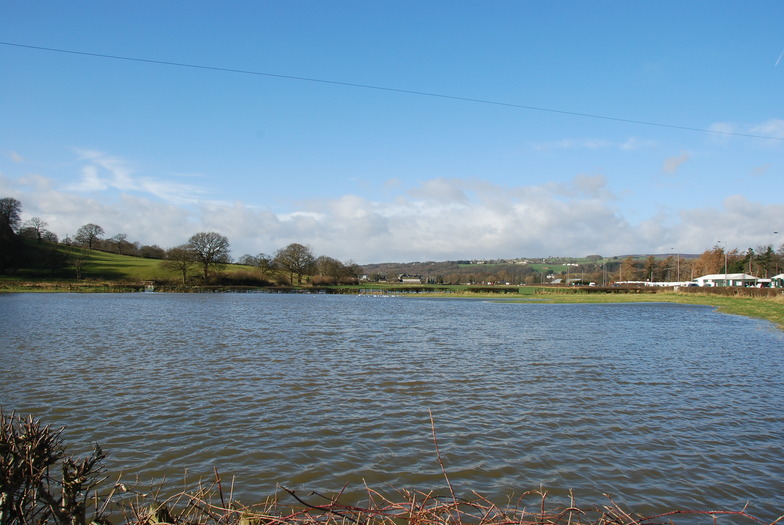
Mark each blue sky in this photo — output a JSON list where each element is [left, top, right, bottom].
[[2, 2, 783, 263]]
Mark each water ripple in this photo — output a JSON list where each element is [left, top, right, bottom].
[[1, 294, 782, 520]]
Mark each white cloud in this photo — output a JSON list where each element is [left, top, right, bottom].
[[708, 119, 784, 146], [5, 149, 783, 264], [68, 165, 109, 192], [620, 137, 658, 151], [5, 151, 24, 163], [67, 150, 210, 204], [530, 138, 613, 151], [662, 151, 690, 174], [408, 177, 469, 202], [529, 137, 656, 152], [673, 196, 784, 252], [566, 174, 615, 200], [750, 119, 784, 144]]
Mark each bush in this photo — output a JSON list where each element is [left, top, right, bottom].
[[214, 271, 272, 287], [0, 411, 107, 525]]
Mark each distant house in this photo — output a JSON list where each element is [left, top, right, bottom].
[[771, 274, 784, 288], [692, 273, 759, 287], [398, 274, 423, 284]]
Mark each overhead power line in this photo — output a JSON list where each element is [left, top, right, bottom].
[[2, 40, 782, 142]]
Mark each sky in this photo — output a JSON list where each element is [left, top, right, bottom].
[[1, 2, 783, 264]]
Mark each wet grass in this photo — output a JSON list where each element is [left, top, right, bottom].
[[411, 289, 784, 331], [525, 292, 784, 330]]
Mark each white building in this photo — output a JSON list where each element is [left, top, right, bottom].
[[692, 273, 759, 287]]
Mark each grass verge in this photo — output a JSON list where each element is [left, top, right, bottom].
[[402, 290, 784, 331]]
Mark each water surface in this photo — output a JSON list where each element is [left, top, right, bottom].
[[1, 293, 782, 519]]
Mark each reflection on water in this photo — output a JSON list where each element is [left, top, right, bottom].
[[1, 293, 782, 520]]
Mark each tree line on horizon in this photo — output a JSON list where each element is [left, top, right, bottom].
[[2, 196, 783, 285], [0, 197, 362, 285]]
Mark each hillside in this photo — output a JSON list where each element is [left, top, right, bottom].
[[0, 238, 254, 283]]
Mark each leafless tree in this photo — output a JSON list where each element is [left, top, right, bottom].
[[71, 248, 87, 280], [111, 233, 129, 254], [255, 253, 275, 279], [237, 254, 258, 266], [316, 255, 343, 284], [20, 217, 49, 243], [74, 224, 104, 250], [162, 245, 197, 284], [188, 232, 231, 281], [274, 243, 315, 285]]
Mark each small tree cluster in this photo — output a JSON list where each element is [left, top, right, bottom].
[[161, 232, 231, 284], [66, 224, 165, 259]]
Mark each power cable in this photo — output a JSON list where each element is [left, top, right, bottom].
[[1, 40, 782, 142]]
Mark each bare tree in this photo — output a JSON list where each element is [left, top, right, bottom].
[[343, 260, 362, 283], [255, 253, 275, 279], [619, 256, 641, 281], [188, 232, 230, 281], [315, 255, 361, 284], [161, 245, 197, 284], [240, 253, 275, 278], [111, 233, 129, 254], [20, 217, 49, 243], [71, 248, 87, 280], [237, 254, 258, 266], [274, 243, 315, 285], [75, 224, 104, 250]]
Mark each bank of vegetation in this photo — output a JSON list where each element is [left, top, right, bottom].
[[2, 411, 778, 525]]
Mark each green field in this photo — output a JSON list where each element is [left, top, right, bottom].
[[1, 242, 257, 286], [334, 283, 784, 330]]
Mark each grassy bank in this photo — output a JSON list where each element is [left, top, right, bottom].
[[541, 292, 784, 330], [513, 290, 784, 328], [411, 289, 784, 331]]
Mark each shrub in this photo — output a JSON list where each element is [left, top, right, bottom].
[[0, 411, 107, 525]]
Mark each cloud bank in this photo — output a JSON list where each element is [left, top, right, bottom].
[[3, 150, 781, 264]]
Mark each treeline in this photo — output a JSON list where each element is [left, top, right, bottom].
[[616, 246, 783, 282], [0, 197, 361, 286], [162, 232, 362, 286], [358, 248, 783, 286]]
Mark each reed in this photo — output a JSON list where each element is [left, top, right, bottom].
[[102, 478, 782, 525]]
